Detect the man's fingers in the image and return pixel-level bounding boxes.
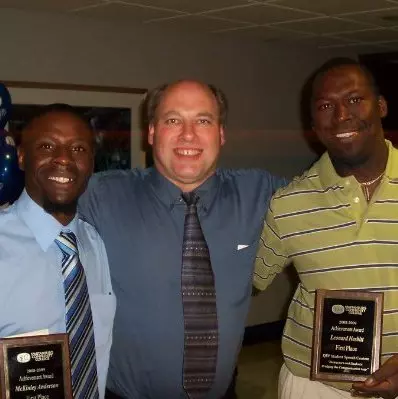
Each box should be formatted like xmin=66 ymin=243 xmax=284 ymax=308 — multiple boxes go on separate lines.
xmin=352 ymin=380 xmax=391 ymax=393
xmin=350 ymin=388 xmax=379 ymax=397
xmin=366 ymin=357 xmax=398 ymax=385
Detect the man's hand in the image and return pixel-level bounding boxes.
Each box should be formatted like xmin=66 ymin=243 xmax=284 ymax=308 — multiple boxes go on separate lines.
xmin=351 ymin=355 xmax=398 ymax=399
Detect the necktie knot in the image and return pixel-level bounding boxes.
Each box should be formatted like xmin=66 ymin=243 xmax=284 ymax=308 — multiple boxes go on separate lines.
xmin=55 ymin=231 xmax=78 ymax=255
xmin=182 ymin=191 xmax=199 ymax=206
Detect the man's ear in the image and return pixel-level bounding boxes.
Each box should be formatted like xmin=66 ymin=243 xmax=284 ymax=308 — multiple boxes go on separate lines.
xmin=148 ymin=124 xmax=155 ymax=146
xmin=220 ymin=126 xmax=226 ymax=146
xmin=378 ymin=95 xmax=388 ymax=118
xmin=17 ymin=147 xmax=25 ymax=171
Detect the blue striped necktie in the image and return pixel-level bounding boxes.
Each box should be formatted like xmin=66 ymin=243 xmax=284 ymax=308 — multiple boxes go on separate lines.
xmin=55 ymin=231 xmax=99 ymax=399
xmin=181 ymin=192 xmax=218 ymax=399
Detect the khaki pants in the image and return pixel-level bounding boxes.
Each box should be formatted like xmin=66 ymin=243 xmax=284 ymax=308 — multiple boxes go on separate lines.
xmin=278 ymin=364 xmax=352 ymax=399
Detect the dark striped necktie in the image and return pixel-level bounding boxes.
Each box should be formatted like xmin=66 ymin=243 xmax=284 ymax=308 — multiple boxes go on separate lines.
xmin=181 ymin=192 xmax=218 ymax=399
xmin=55 ymin=231 xmax=99 ymax=399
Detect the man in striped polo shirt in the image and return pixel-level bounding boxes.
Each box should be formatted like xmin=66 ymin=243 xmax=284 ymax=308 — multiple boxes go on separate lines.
xmin=254 ymin=58 xmax=398 ymax=399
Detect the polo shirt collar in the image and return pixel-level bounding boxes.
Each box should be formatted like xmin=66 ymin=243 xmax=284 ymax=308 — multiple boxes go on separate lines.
xmin=318 ymin=139 xmax=397 ymax=187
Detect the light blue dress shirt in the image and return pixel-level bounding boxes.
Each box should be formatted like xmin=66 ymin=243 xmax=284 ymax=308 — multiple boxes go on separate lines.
xmin=0 ymin=190 xmax=116 ymax=399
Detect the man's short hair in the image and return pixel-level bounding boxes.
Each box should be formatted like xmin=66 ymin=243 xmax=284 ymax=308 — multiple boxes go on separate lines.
xmin=23 ymin=103 xmax=93 ymax=133
xmin=311 ymin=57 xmax=381 ymax=99
xmin=144 ymin=81 xmax=228 ymax=129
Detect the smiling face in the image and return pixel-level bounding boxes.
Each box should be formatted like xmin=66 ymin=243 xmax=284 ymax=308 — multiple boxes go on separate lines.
xmin=311 ymin=65 xmax=387 ymax=167
xmin=18 ymin=110 xmax=94 ymax=224
xmin=148 ymin=81 xmax=225 ymax=192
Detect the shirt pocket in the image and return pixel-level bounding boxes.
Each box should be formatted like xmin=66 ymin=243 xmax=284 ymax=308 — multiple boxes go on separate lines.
xmin=236 ymin=226 xmax=262 ymax=273
xmin=90 ymin=293 xmax=116 ymax=349
xmin=236 ymin=217 xmax=262 ymax=250
xmin=235 ymin=231 xmax=261 ymax=275
xmin=235 ymin=228 xmax=261 ymax=261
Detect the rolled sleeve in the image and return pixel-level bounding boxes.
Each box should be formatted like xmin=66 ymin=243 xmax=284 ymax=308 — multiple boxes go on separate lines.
xmin=253 ymin=201 xmax=290 ymax=291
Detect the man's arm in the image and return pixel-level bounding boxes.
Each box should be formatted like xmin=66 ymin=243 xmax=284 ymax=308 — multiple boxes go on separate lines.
xmin=78 ymin=173 xmax=105 ymax=230
xmin=270 ymin=174 xmax=290 ymax=194
xmin=261 ymin=172 xmax=290 ymax=214
xmin=253 ymin=200 xmax=291 ymax=291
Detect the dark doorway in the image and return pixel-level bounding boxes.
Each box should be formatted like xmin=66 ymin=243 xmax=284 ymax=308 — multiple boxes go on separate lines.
xmin=360 ymin=52 xmax=398 ymax=146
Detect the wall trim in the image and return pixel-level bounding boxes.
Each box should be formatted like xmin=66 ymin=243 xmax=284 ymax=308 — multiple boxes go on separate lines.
xmin=2 ymin=80 xmax=147 ymax=95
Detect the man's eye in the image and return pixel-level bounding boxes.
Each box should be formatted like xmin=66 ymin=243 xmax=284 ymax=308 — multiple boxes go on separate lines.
xmin=165 ymin=118 xmax=179 ymax=125
xmin=197 ymin=119 xmax=211 ymax=125
xmin=318 ymin=103 xmax=332 ymax=111
xmin=348 ymin=96 xmax=363 ymax=104
xmin=39 ymin=143 xmax=53 ymax=150
xmin=72 ymin=146 xmax=86 ymax=152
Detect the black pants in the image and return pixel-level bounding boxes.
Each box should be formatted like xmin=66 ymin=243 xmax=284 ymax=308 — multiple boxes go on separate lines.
xmin=105 ymin=389 xmax=123 ymax=399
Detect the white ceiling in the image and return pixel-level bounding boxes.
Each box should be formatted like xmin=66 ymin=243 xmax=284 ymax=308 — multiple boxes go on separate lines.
xmin=3 ymin=0 xmax=398 ymax=50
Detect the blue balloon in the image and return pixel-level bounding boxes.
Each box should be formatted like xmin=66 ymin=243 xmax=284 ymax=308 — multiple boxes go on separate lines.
xmin=0 ymin=129 xmax=24 ymax=206
xmin=0 ymin=83 xmax=12 ymax=129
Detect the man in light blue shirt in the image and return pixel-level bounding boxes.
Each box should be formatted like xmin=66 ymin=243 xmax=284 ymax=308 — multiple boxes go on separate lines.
xmin=0 ymin=104 xmax=116 ymax=398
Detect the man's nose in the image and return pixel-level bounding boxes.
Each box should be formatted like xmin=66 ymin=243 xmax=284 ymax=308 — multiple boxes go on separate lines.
xmin=180 ymin=122 xmax=195 ymax=141
xmin=335 ymin=102 xmax=351 ymax=122
xmin=53 ymin=147 xmax=73 ymax=165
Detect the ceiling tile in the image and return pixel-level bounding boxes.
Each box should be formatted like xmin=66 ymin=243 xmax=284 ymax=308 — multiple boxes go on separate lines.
xmin=340 ymin=8 xmax=398 ymax=28
xmin=275 ymin=17 xmax=373 ymax=34
xmin=355 ymin=42 xmax=397 ymax=52
xmin=334 ymin=27 xmax=398 ymax=42
xmin=215 ymin=25 xmax=310 ymax=41
xmin=145 ymin=15 xmax=249 ymax=32
xmin=298 ymin=35 xmax=356 ymax=47
xmin=0 ymin=0 xmax=396 ymax=47
xmin=0 ymin=0 xmax=103 ymax=12
xmin=378 ymin=40 xmax=398 ymax=49
xmin=268 ymin=0 xmax=397 ymax=16
xmin=202 ymin=3 xmax=320 ymax=25
xmin=73 ymin=1 xmax=182 ymax=21
xmin=120 ymin=0 xmax=256 ymax=13
xmin=319 ymin=43 xmax=392 ymax=54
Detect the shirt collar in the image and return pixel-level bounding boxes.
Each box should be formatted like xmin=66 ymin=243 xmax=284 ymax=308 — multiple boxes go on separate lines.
xmin=318 ymin=140 xmax=397 ymax=187
xmin=16 ymin=189 xmax=78 ymax=252
xmin=148 ymin=167 xmax=219 ymax=212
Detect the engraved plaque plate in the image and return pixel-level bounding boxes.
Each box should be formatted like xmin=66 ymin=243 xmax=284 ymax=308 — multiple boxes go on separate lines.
xmin=0 ymin=334 xmax=72 ymax=399
xmin=311 ymin=289 xmax=383 ymax=382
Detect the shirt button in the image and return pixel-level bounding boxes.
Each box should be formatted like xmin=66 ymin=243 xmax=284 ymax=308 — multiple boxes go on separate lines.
xmin=354 ymin=197 xmax=360 ymax=203
xmin=345 ymin=180 xmax=350 ymax=186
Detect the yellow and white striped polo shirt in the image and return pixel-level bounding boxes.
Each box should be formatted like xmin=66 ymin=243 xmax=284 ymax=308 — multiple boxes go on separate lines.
xmin=254 ymin=140 xmax=398 ymax=391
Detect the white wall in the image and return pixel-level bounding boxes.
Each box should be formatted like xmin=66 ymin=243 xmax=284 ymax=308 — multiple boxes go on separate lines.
xmin=0 ymin=8 xmax=354 ymax=175
xmin=0 ymin=8 xmax=358 ymax=324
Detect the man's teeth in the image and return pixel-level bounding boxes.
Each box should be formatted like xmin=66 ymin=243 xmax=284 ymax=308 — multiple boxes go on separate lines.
xmin=176 ymin=149 xmax=201 ymax=156
xmin=336 ymin=132 xmax=357 ymax=138
xmin=48 ymin=176 xmax=73 ymax=184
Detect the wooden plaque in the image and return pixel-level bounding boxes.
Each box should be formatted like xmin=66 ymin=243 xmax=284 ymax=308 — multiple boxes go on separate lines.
xmin=311 ymin=289 xmax=383 ymax=382
xmin=0 ymin=334 xmax=72 ymax=399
